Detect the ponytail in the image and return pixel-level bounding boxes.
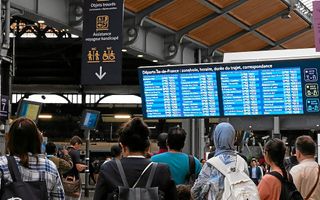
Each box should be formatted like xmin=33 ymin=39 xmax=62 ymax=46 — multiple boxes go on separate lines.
xmin=264 ymin=138 xmax=287 ymax=178
xmin=277 ymin=160 xmax=288 ymax=179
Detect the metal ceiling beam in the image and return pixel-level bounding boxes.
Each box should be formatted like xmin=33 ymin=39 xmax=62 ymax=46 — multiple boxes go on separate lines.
xmin=12 ymin=84 xmax=81 ymax=94
xmin=12 ymin=84 xmax=140 ymax=95
xmin=142 ymin=18 xmax=176 ymax=34
xmin=209 ymin=9 xmax=290 ymax=50
xmin=280 ymin=0 xmax=312 ymax=25
xmin=262 ymin=26 xmax=312 ymax=50
xmin=225 ymin=15 xmax=275 ymax=45
xmin=209 ymin=30 xmax=248 ymax=50
xmin=199 ymin=0 xmax=276 ymax=48
xmin=176 ymin=0 xmax=248 ymax=39
xmin=136 ymin=0 xmax=173 ymax=25
xmin=10 ymin=0 xmax=82 ymax=36
xmin=84 ymin=85 xmax=140 ymax=95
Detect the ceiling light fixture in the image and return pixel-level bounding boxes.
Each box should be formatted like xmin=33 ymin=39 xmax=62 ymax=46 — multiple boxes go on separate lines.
xmin=152 ymin=59 xmax=158 ymax=63
xmin=137 ymin=54 xmax=143 ymax=58
xmin=39 ymin=114 xmax=52 ymax=119
xmin=122 ymin=49 xmax=127 ymax=52
xmin=114 ymin=114 xmax=131 ymax=119
xmin=37 ymin=20 xmax=45 ymax=24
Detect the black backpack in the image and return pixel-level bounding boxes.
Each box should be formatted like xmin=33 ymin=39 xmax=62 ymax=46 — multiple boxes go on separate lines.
xmin=111 ymin=160 xmax=164 ymax=200
xmin=0 ymin=156 xmax=48 ymax=200
xmin=269 ymin=171 xmax=303 ymax=200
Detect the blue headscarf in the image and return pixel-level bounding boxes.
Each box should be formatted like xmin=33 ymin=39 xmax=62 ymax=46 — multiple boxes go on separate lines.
xmin=212 ymin=122 xmax=236 ymax=156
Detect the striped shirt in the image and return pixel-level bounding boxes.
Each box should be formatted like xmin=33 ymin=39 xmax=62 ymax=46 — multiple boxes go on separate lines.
xmin=0 ymin=154 xmax=65 ymax=200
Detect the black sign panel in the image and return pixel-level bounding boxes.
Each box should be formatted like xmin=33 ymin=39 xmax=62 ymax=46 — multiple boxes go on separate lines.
xmin=0 ymin=95 xmax=9 ymax=121
xmin=81 ymin=0 xmax=123 ymax=85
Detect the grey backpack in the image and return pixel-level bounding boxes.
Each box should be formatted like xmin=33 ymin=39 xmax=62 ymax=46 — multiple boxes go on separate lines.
xmin=113 ymin=160 xmax=164 ymax=200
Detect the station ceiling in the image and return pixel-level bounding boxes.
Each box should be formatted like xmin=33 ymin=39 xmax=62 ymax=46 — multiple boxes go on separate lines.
xmin=11 ymin=0 xmax=314 ymax=92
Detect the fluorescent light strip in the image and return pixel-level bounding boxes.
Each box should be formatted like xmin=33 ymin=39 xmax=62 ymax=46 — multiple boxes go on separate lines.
xmin=114 ymin=114 xmax=131 ymax=119
xmin=38 ymin=114 xmax=52 ymax=119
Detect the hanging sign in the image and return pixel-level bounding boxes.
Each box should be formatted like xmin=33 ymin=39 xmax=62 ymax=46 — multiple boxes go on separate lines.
xmin=81 ymin=0 xmax=123 ymax=85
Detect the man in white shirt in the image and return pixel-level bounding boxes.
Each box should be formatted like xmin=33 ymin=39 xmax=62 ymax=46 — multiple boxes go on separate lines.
xmin=290 ymin=135 xmax=320 ymax=200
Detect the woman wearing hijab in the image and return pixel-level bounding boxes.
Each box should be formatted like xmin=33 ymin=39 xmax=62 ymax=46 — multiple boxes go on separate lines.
xmin=191 ymin=122 xmax=249 ymax=199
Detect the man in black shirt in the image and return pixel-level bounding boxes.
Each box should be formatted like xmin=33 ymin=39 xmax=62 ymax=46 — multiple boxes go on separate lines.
xmin=64 ymin=136 xmax=87 ymax=200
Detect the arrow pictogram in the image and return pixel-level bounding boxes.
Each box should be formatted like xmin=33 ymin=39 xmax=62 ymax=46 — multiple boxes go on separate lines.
xmin=95 ymin=66 xmax=106 ymax=80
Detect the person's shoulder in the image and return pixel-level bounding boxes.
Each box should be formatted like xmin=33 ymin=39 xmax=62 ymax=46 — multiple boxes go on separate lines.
xmin=0 ymin=156 xmax=7 ymax=164
xmin=43 ymin=157 xmax=57 ymax=169
xmin=290 ymin=163 xmax=299 ymax=170
xmin=237 ymin=155 xmax=248 ymax=166
xmin=68 ymin=148 xmax=78 ymax=154
xmin=151 ymin=152 xmax=169 ymax=160
xmin=100 ymin=159 xmax=117 ymax=171
xmin=0 ymin=156 xmax=8 ymax=170
xmin=263 ymin=172 xmax=283 ymax=182
xmin=49 ymin=155 xmax=60 ymax=163
xmin=290 ymin=162 xmax=304 ymax=174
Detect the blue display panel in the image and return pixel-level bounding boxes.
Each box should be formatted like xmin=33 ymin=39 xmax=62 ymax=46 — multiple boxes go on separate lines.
xmin=221 ymin=70 xmax=261 ymax=116
xmin=17 ymin=100 xmax=42 ymax=122
xmin=139 ymin=58 xmax=320 ymax=118
xmin=221 ymin=68 xmax=303 ymax=116
xmin=81 ymin=109 xmax=100 ymax=130
xmin=140 ymin=67 xmax=220 ymax=118
xmin=83 ymin=112 xmax=99 ymax=129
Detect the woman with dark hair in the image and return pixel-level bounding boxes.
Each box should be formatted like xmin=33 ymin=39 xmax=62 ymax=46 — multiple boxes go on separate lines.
xmin=258 ymin=138 xmax=287 ymax=200
xmin=0 ymin=117 xmax=64 ymax=199
xmin=93 ymin=117 xmax=177 ymax=200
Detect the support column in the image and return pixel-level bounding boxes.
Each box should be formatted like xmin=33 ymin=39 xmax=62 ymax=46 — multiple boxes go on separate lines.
xmin=182 ymin=119 xmax=192 ymax=154
xmin=0 ymin=0 xmax=11 ymax=155
xmin=318 ymin=133 xmax=320 ymax=164
xmin=272 ymin=116 xmax=281 ymax=138
xmin=198 ymin=118 xmax=205 ymax=159
xmin=83 ymin=129 xmax=90 ymax=197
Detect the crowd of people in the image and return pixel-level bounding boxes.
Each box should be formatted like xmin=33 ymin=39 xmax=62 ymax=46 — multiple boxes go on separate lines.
xmin=0 ymin=117 xmax=319 ymax=200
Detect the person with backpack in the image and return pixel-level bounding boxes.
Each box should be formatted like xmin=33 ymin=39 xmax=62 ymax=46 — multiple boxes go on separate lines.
xmin=0 ymin=117 xmax=64 ymax=199
xmin=258 ymin=138 xmax=303 ymax=200
xmin=191 ymin=122 xmax=258 ymax=200
xmin=45 ymin=141 xmax=73 ymax=175
xmin=63 ymin=136 xmax=87 ymax=200
xmin=93 ymin=117 xmax=177 ymax=200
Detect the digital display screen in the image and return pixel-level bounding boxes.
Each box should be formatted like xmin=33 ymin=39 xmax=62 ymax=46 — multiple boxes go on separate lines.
xmin=140 ymin=66 xmax=220 ymax=118
xmin=81 ymin=110 xmax=100 ymax=130
xmin=17 ymin=100 xmax=41 ymax=121
xmin=139 ymin=58 xmax=320 ymax=118
xmin=221 ymin=68 xmax=303 ymax=116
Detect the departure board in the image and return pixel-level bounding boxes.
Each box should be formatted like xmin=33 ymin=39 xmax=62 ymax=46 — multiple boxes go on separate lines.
xmin=221 ymin=68 xmax=304 ymax=116
xmin=140 ymin=67 xmax=220 ymax=118
xmin=139 ymin=58 xmax=320 ymax=119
